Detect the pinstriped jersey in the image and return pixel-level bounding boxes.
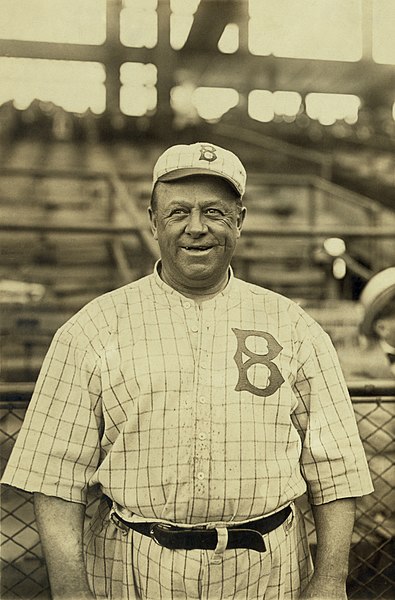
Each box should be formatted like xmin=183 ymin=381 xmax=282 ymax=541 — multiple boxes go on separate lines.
xmin=2 ymin=265 xmax=373 ymax=524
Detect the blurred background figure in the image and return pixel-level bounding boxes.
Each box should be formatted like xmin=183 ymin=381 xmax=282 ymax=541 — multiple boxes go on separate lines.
xmin=338 ymin=268 xmax=395 ymax=380
xmin=359 ymin=268 xmax=395 ymax=376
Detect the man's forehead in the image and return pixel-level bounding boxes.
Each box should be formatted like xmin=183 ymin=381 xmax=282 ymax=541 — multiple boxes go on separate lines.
xmin=156 ymin=174 xmax=239 ymax=196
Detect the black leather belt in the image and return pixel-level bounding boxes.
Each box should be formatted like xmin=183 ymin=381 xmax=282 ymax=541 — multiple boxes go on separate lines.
xmin=109 ymin=505 xmax=291 ymax=553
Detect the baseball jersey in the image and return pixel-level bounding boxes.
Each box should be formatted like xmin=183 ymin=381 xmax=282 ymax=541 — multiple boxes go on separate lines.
xmin=2 ymin=264 xmax=373 ymax=524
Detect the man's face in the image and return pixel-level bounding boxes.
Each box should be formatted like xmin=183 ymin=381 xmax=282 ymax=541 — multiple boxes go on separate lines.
xmin=149 ymin=175 xmax=246 ymax=296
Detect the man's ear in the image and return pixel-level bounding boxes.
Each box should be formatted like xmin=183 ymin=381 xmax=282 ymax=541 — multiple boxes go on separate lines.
xmin=236 ymin=206 xmax=247 ymax=238
xmin=148 ymin=206 xmax=158 ymax=240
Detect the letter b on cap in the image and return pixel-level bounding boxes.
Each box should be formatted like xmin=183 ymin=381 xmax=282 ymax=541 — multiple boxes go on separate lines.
xmin=199 ymin=144 xmax=217 ymax=163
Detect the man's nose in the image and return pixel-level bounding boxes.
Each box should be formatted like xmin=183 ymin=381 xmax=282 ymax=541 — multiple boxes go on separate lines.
xmin=185 ymin=211 xmax=208 ymax=236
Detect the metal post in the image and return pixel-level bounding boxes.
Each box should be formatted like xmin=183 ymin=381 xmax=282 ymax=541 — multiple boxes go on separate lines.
xmin=361 ymin=0 xmax=373 ymax=60
xmin=105 ymin=0 xmax=122 ymax=115
xmin=152 ymin=0 xmax=174 ymax=138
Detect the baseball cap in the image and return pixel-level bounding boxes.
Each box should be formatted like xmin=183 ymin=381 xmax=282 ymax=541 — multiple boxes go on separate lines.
xmin=152 ymin=142 xmax=246 ymax=197
xmin=360 ymin=267 xmax=395 ymax=336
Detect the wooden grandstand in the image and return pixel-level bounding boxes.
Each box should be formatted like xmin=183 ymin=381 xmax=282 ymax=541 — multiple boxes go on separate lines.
xmin=0 ymin=136 xmax=394 ymax=385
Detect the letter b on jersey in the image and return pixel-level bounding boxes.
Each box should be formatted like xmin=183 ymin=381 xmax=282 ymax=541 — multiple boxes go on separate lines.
xmin=232 ymin=328 xmax=285 ymax=397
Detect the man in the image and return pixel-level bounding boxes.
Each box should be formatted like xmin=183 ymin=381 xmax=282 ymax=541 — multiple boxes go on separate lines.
xmin=2 ymin=142 xmax=373 ymax=600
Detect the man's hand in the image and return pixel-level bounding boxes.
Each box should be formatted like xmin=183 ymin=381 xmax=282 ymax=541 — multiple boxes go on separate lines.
xmin=300 ymin=574 xmax=347 ymax=600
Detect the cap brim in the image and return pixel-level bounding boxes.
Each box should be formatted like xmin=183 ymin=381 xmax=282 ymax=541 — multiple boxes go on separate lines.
xmin=157 ymin=168 xmax=242 ymax=195
xmin=360 ymin=286 xmax=395 ymax=336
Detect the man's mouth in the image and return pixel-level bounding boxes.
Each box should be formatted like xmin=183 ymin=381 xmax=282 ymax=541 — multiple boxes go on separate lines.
xmin=182 ymin=246 xmax=214 ymax=252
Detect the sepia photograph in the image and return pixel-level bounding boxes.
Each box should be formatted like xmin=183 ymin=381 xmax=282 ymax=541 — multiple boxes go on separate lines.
xmin=0 ymin=1 xmax=394 ymax=599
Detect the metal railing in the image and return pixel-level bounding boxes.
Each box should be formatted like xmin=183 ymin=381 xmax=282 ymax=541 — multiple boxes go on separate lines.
xmin=1 ymin=382 xmax=394 ymax=599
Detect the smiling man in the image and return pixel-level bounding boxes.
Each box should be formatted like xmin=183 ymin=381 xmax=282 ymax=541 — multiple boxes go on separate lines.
xmin=149 ymin=182 xmax=245 ymax=299
xmin=2 ymin=142 xmax=373 ymax=600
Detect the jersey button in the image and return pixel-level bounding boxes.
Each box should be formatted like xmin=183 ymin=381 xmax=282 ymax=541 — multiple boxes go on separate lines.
xmin=197 ymin=472 xmax=205 ymax=480
xmin=198 ymin=432 xmax=207 ymax=440
xmin=190 ymin=324 xmax=199 ymax=333
xmin=184 ymin=301 xmax=191 ymax=309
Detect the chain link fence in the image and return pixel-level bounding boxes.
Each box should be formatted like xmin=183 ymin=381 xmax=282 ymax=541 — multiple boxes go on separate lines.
xmin=1 ymin=394 xmax=394 ymax=599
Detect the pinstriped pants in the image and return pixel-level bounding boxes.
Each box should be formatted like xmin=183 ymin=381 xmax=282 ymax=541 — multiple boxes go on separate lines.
xmin=85 ymin=503 xmax=313 ymax=600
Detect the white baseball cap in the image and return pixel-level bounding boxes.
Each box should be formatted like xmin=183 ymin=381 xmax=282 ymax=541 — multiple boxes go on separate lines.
xmin=152 ymin=142 xmax=246 ymax=197
xmin=360 ymin=267 xmax=395 ymax=336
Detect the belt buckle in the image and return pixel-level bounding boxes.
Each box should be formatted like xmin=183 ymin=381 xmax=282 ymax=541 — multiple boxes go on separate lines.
xmin=110 ymin=511 xmax=129 ymax=536
xmin=150 ymin=522 xmax=173 ymax=546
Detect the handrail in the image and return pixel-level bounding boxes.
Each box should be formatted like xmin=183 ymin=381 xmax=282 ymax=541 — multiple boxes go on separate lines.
xmin=216 ymin=124 xmax=333 ymax=179
xmin=0 ymin=221 xmax=139 ymax=234
xmin=0 ymin=167 xmax=107 ymax=180
xmin=311 ymin=176 xmax=384 ymax=213
xmin=347 ymin=380 xmax=395 ymax=397
xmin=107 ymin=173 xmax=159 ymax=262
xmin=1 ymin=221 xmax=393 ymax=238
xmin=246 ymin=174 xmax=384 ymax=213
xmin=239 ymin=226 xmax=395 ymax=238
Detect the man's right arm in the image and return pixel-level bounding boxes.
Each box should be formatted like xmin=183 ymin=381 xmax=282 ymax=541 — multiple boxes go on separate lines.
xmin=33 ymin=493 xmax=95 ymax=600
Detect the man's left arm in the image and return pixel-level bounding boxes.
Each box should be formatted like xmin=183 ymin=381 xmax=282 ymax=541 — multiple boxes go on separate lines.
xmin=300 ymin=497 xmax=356 ymax=600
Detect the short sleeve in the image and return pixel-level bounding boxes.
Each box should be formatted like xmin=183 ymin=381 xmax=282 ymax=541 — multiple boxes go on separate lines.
xmin=291 ymin=317 xmax=374 ymax=505
xmin=1 ymin=324 xmax=102 ymax=504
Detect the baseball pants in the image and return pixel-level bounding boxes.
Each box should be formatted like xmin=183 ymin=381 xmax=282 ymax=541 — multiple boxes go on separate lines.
xmin=85 ymin=503 xmax=313 ymax=600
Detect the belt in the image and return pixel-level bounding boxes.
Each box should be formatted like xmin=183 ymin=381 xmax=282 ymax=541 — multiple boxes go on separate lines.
xmin=109 ymin=504 xmax=291 ymax=553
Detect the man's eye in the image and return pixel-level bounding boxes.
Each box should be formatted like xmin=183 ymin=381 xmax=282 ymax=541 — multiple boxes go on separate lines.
xmin=205 ymin=208 xmax=223 ymax=215
xmin=170 ymin=208 xmax=187 ymax=216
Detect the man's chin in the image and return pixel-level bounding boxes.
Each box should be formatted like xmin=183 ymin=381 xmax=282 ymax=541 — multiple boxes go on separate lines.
xmin=178 ymin=264 xmax=227 ymax=287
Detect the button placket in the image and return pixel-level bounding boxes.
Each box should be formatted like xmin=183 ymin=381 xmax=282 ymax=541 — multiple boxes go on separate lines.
xmin=191 ymin=302 xmax=215 ymax=502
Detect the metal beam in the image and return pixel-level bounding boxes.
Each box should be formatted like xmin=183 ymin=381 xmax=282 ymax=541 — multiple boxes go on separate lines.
xmin=182 ymin=0 xmax=241 ymax=51
xmin=176 ymin=54 xmax=395 ymax=96
xmin=105 ymin=0 xmax=122 ymax=114
xmin=0 ymin=38 xmax=148 ymax=63
xmin=1 ymin=39 xmax=394 ymax=99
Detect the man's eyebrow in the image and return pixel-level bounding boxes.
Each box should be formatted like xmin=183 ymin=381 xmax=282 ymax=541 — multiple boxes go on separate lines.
xmin=162 ymin=198 xmax=232 ymax=210
xmin=163 ymin=199 xmax=189 ymax=209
